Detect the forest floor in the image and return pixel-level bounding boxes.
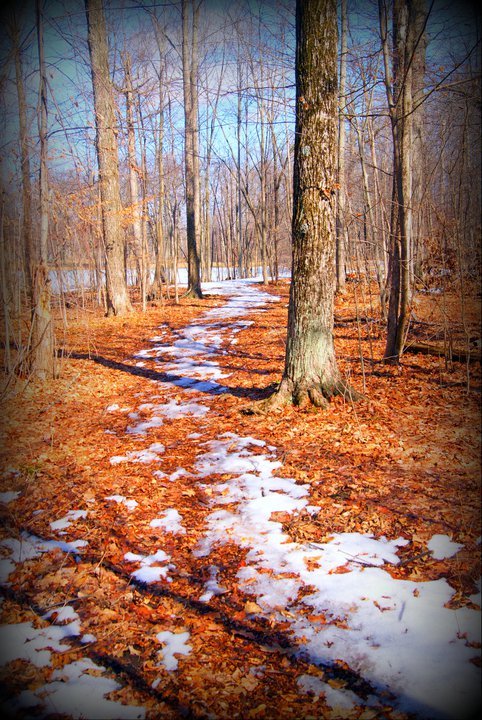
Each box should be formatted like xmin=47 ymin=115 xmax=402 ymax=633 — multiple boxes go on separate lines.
xmin=0 ymin=278 xmax=481 ymax=720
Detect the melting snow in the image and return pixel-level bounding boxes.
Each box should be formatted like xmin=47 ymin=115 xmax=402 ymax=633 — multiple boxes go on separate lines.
xmin=169 ymin=467 xmax=192 ymax=482
xmin=11 ymin=659 xmax=145 ymax=719
xmin=297 ymin=674 xmax=361 ymax=709
xmin=105 ymin=495 xmax=138 ymax=511
xmin=0 ymin=620 xmax=80 ymax=667
xmin=150 ymin=398 xmax=209 ymax=419
xmin=124 ymin=549 xmax=172 ymax=584
xmin=199 ymin=565 xmax=227 ymax=602
xmin=150 ymin=508 xmax=186 ymax=534
xmin=138 ymin=279 xmax=279 ymax=395
xmin=0 ymin=491 xmax=20 ymax=504
xmin=110 ymin=278 xmax=480 ymax=718
xmin=0 ymin=532 xmax=87 ymax=583
xmin=126 ymin=416 xmax=163 ymax=435
xmin=43 ymin=605 xmax=82 ymax=628
xmin=50 ymin=509 xmax=88 ymax=531
xmin=155 ymin=630 xmax=192 ymax=671
xmin=109 ymin=442 xmax=164 ymax=463
xmin=427 ymin=533 xmax=464 ymax=559
xmin=1 ymin=278 xmax=479 ymax=720
xmin=190 ymin=431 xmax=481 ymax=719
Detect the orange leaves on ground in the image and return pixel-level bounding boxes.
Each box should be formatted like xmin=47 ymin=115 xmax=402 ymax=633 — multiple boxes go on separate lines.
xmin=0 ymin=279 xmax=480 ymax=720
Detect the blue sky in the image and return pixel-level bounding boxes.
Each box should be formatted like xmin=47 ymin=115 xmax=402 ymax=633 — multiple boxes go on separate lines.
xmin=0 ymin=0 xmax=479 ymax=187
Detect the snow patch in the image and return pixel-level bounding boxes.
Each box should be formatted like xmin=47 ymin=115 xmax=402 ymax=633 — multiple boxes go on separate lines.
xmin=427 ymin=534 xmax=464 ymax=560
xmin=126 ymin=416 xmax=163 ymax=435
xmin=109 ymin=443 xmax=164 ymax=464
xmin=191 ymin=432 xmax=481 ymax=719
xmin=105 ymin=495 xmax=138 ymax=511
xmin=0 ymin=533 xmax=87 ymax=584
xmin=150 ymin=399 xmax=209 ymax=419
xmin=50 ymin=509 xmax=88 ymax=531
xmin=150 ymin=509 xmax=186 ymax=534
xmin=124 ymin=549 xmax=172 ymax=584
xmin=0 ymin=620 xmax=80 ymax=667
xmin=11 ymin=659 xmax=145 ymax=719
xmin=0 ymin=491 xmax=20 ymax=504
xmin=199 ymin=565 xmax=227 ymax=602
xmin=155 ymin=630 xmax=192 ymax=671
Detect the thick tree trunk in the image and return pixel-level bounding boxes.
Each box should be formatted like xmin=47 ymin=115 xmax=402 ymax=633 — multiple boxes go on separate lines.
xmin=182 ymin=0 xmax=203 ymax=298
xmin=265 ymin=0 xmax=357 ymax=410
xmin=85 ymin=0 xmax=132 ymax=316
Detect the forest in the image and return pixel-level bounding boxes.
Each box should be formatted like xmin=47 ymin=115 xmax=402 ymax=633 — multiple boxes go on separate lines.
xmin=0 ymin=0 xmax=480 ymax=718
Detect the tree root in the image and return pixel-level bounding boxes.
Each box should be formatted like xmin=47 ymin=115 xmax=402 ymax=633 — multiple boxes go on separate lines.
xmin=182 ymin=286 xmax=204 ymax=300
xmin=244 ymin=377 xmax=363 ymax=415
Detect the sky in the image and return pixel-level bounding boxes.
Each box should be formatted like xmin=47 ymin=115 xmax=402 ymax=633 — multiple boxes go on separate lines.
xmin=0 ymin=0 xmax=479 ymax=189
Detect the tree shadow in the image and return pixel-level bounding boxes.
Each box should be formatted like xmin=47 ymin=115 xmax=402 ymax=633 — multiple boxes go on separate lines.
xmin=65 ymin=351 xmax=275 ymax=401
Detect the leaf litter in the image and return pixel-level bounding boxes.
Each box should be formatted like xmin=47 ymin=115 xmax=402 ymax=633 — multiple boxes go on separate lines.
xmin=0 ymin=277 xmax=480 ymax=719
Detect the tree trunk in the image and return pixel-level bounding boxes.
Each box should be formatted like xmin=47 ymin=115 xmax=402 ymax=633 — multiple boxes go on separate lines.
xmin=258 ymin=82 xmax=268 ymax=285
xmin=266 ymin=0 xmax=356 ymax=410
xmin=182 ymin=0 xmax=203 ymax=298
xmin=85 ymin=0 xmax=132 ymax=316
xmin=381 ymin=0 xmax=427 ymax=362
xmin=410 ymin=0 xmax=427 ymax=284
xmin=336 ymin=0 xmax=348 ymax=294
xmin=30 ymin=0 xmax=55 ymax=380
xmin=10 ymin=15 xmax=34 ymax=303
xmin=122 ymin=51 xmax=145 ymax=308
xmin=237 ymin=59 xmax=243 ymax=278
xmin=135 ymin=96 xmax=149 ymax=312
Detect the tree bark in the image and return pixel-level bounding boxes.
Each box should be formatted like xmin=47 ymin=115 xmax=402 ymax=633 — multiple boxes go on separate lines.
xmin=30 ymin=0 xmax=55 ymax=380
xmin=381 ymin=0 xmax=427 ymax=362
xmin=265 ymin=0 xmax=356 ymax=410
xmin=182 ymin=0 xmax=203 ymax=298
xmin=85 ymin=0 xmax=132 ymax=316
xmin=410 ymin=0 xmax=427 ymax=284
xmin=122 ymin=51 xmax=145 ymax=308
xmin=10 ymin=14 xmax=34 ymax=303
xmin=150 ymin=20 xmax=166 ymax=300
xmin=336 ymin=0 xmax=348 ymax=294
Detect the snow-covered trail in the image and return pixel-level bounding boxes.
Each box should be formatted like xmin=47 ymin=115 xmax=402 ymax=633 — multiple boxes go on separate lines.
xmin=115 ymin=278 xmax=482 ymax=719
xmin=130 ymin=278 xmax=280 ymax=397
xmin=1 ymin=278 xmax=481 ymax=720
xmin=109 ymin=278 xmax=481 ymax=719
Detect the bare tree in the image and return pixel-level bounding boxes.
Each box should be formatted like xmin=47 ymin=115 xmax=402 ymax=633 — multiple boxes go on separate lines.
xmin=410 ymin=0 xmax=427 ymax=283
xmin=150 ymin=16 xmax=167 ymax=300
xmin=336 ymin=0 xmax=348 ymax=293
xmin=9 ymin=11 xmax=33 ymax=303
xmin=121 ymin=50 xmax=146 ymax=309
xmin=380 ymin=0 xmax=428 ymax=361
xmin=29 ymin=0 xmax=55 ymax=380
xmin=182 ymin=0 xmax=203 ymax=298
xmin=85 ymin=0 xmax=132 ymax=316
